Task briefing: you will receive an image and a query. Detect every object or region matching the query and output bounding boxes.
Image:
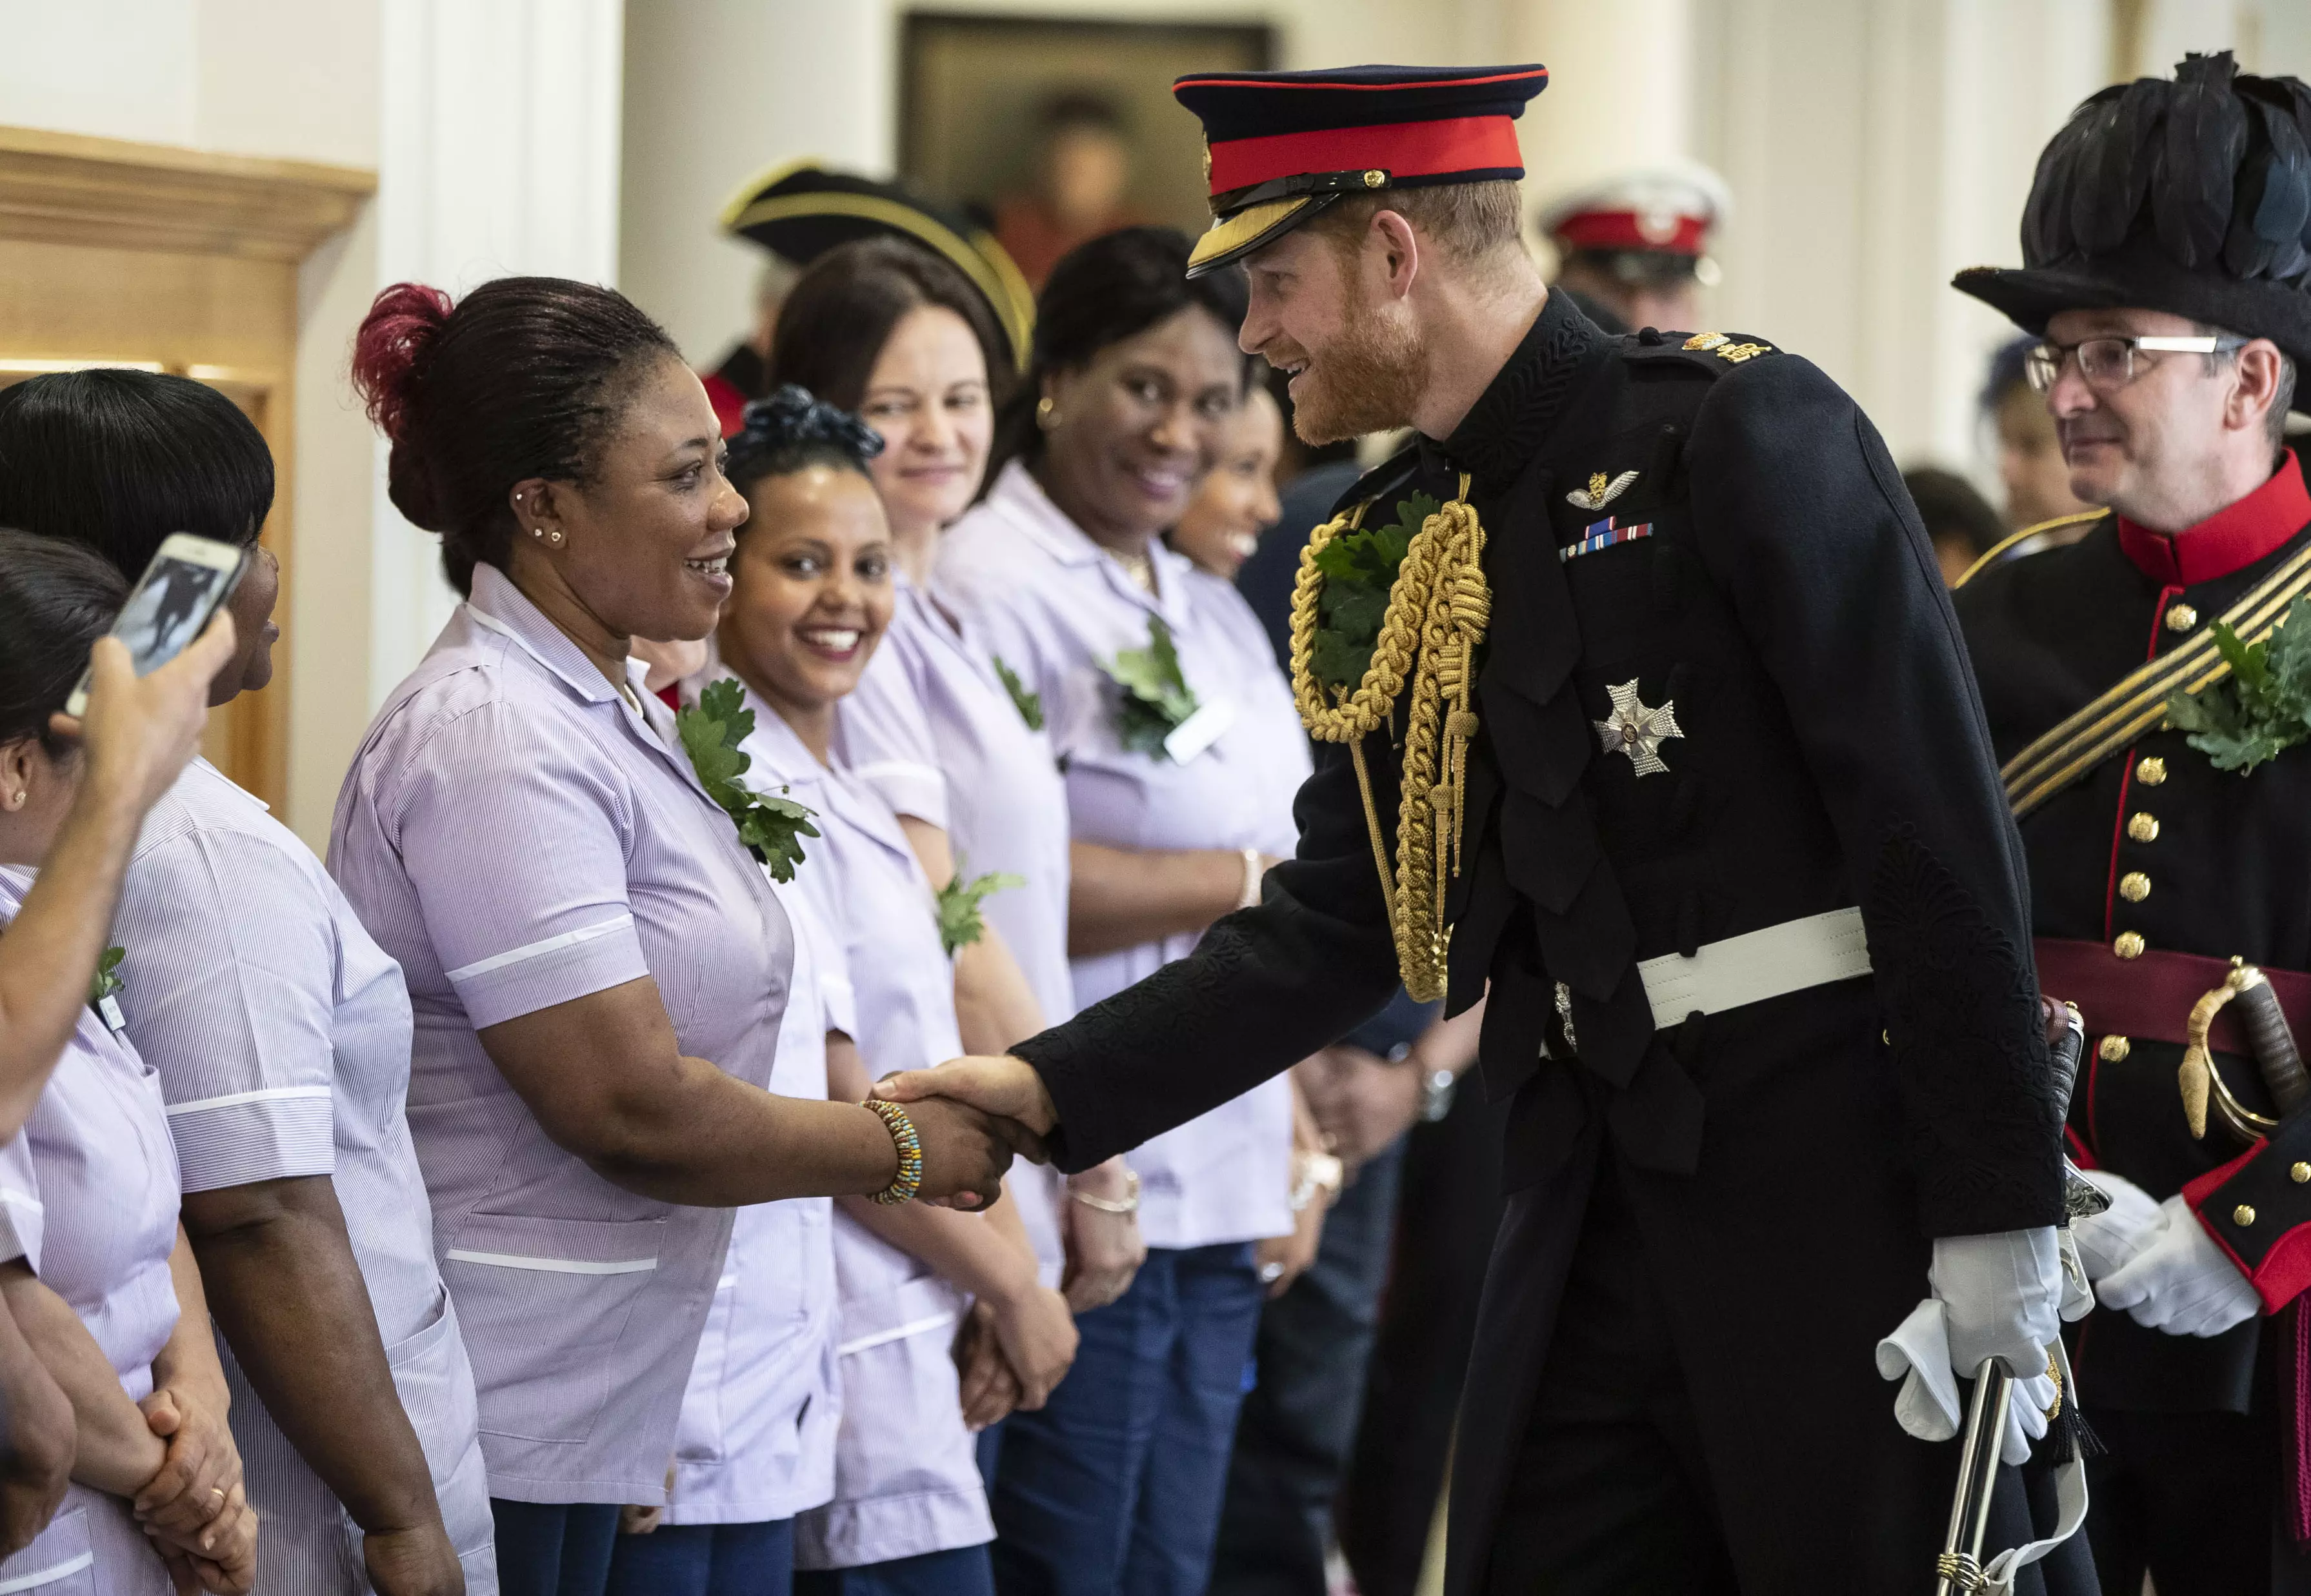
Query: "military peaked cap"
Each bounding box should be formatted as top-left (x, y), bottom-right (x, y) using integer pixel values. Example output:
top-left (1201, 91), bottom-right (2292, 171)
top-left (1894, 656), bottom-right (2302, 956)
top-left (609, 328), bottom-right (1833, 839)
top-left (1171, 64), bottom-right (1548, 276)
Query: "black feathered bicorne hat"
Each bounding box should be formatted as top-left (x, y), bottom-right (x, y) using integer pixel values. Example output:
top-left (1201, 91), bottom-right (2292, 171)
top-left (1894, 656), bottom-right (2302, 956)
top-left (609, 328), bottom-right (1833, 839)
top-left (719, 162), bottom-right (1035, 371)
top-left (1954, 52), bottom-right (2311, 383)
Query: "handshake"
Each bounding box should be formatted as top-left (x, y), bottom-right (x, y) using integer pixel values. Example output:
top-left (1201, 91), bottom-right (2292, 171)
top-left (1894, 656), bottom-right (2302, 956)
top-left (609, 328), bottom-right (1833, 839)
top-left (872, 1055), bottom-right (1063, 1209)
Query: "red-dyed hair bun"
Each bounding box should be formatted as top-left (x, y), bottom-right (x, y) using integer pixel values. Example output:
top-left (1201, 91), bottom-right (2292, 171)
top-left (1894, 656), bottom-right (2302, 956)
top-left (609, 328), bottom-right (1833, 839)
top-left (351, 282), bottom-right (454, 444)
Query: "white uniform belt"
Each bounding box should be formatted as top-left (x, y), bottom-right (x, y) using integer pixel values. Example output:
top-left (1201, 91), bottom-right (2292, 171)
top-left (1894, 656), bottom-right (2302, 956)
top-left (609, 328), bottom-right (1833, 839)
top-left (1634, 906), bottom-right (1871, 1031)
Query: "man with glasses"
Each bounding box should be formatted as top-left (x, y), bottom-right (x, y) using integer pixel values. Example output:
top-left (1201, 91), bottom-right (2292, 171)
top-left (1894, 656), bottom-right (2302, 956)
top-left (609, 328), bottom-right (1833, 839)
top-left (1954, 50), bottom-right (2311, 1596)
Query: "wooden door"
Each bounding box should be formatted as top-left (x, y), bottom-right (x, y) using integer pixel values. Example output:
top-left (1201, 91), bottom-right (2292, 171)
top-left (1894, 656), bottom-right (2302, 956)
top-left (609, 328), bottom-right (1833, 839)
top-left (0, 127), bottom-right (372, 808)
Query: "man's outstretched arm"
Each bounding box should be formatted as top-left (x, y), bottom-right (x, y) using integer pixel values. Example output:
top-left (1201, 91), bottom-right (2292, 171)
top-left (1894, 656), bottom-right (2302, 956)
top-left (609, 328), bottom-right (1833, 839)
top-left (881, 735), bottom-right (1405, 1170)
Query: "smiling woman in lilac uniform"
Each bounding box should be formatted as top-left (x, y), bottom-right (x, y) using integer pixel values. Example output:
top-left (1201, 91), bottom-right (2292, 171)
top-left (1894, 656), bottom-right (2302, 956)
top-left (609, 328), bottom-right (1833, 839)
top-left (932, 230), bottom-right (1311, 1596)
top-left (331, 279), bottom-right (1021, 1596)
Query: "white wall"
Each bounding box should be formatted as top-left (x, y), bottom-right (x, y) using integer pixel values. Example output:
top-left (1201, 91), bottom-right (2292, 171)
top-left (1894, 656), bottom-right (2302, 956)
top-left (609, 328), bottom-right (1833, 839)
top-left (367, 0), bottom-right (627, 712)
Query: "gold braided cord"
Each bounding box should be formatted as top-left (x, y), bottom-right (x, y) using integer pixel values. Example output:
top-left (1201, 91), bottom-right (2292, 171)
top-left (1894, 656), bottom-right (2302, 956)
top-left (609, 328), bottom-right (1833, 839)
top-left (1288, 477), bottom-right (1490, 1002)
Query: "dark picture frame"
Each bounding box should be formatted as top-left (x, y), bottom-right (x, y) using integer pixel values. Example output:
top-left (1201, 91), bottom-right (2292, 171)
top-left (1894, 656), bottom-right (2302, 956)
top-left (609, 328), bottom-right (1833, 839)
top-left (897, 12), bottom-right (1276, 239)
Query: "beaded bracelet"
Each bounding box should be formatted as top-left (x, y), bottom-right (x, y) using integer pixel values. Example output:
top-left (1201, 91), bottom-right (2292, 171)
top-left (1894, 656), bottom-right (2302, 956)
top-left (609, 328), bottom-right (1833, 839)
top-left (863, 1099), bottom-right (924, 1206)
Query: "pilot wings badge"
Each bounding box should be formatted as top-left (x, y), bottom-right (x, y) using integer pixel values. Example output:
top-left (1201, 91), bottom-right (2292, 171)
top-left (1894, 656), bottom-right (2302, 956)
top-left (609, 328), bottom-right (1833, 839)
top-left (1566, 470), bottom-right (1638, 512)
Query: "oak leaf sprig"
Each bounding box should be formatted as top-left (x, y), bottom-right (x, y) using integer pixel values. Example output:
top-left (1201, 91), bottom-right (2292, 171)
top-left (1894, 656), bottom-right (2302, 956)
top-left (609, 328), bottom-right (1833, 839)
top-left (88, 945), bottom-right (125, 1008)
top-left (1102, 616), bottom-right (1199, 759)
top-left (2166, 597), bottom-right (2311, 775)
top-left (934, 855), bottom-right (1026, 957)
top-left (676, 678), bottom-right (821, 883)
top-left (992, 654), bottom-right (1045, 732)
top-left (1309, 492), bottom-right (1437, 690)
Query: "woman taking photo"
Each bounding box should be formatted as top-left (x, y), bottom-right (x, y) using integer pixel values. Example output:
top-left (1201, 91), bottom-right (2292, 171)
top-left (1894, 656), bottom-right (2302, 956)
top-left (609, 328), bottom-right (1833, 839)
top-left (771, 238), bottom-right (1143, 1317)
top-left (0, 367), bottom-right (494, 1595)
top-left (685, 390), bottom-right (1075, 1596)
top-left (932, 228), bottom-right (1312, 1596)
top-left (334, 278), bottom-right (1021, 1596)
top-left (0, 534), bottom-right (255, 1593)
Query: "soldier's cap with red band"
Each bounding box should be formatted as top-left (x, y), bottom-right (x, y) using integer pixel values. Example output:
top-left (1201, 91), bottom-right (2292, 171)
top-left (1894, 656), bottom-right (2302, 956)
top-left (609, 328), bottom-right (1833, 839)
top-left (1171, 64), bottom-right (1548, 277)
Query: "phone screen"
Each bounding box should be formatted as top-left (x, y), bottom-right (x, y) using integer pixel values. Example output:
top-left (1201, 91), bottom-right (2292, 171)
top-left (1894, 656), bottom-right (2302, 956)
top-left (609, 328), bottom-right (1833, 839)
top-left (63, 537), bottom-right (247, 719)
top-left (112, 550), bottom-right (241, 676)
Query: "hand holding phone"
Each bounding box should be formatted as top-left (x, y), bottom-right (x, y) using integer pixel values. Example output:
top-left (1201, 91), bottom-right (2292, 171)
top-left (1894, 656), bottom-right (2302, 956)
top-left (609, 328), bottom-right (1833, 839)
top-left (53, 617), bottom-right (238, 818)
top-left (63, 534), bottom-right (248, 720)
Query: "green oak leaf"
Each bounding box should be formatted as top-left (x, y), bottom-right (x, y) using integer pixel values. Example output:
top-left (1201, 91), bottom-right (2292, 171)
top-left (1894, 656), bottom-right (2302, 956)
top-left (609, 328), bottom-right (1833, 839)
top-left (1308, 492), bottom-right (1435, 690)
top-left (88, 944), bottom-right (125, 1006)
top-left (992, 654), bottom-right (1045, 732)
top-left (934, 856), bottom-right (1026, 957)
top-left (2166, 598), bottom-right (2311, 775)
top-left (1102, 616), bottom-right (1200, 760)
top-left (675, 677), bottom-right (821, 882)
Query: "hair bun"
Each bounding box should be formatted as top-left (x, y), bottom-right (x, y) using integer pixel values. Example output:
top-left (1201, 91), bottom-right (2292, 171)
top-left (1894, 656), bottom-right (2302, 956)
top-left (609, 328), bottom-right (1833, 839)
top-left (351, 282), bottom-right (455, 444)
top-left (737, 385), bottom-right (886, 465)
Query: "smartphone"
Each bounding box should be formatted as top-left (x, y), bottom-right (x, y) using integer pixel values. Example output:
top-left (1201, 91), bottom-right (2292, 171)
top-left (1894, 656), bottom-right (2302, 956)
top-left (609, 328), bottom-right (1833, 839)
top-left (62, 534), bottom-right (248, 718)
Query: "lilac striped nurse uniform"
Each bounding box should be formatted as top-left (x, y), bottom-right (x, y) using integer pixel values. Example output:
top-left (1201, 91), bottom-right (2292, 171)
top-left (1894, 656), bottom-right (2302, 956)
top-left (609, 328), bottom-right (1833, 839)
top-left (108, 756), bottom-right (495, 1593)
top-left (936, 461), bottom-right (1305, 1252)
top-left (329, 565), bottom-right (794, 1507)
top-left (837, 574), bottom-right (1075, 1282)
top-left (0, 876), bottom-right (185, 1595)
top-left (679, 663), bottom-right (993, 1570)
top-left (659, 873), bottom-right (841, 1528)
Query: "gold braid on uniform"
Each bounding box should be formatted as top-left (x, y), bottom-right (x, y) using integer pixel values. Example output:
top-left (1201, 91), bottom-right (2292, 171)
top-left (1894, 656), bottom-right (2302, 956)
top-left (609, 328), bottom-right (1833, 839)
top-left (1287, 474), bottom-right (1488, 1002)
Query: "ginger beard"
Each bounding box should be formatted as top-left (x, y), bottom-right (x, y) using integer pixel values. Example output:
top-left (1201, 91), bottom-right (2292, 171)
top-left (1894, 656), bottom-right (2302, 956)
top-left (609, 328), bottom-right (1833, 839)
top-left (1276, 263), bottom-right (1426, 446)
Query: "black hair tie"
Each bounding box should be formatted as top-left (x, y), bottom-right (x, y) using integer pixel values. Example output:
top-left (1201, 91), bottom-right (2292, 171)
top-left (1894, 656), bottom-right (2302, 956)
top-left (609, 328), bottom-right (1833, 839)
top-left (736, 385), bottom-right (886, 466)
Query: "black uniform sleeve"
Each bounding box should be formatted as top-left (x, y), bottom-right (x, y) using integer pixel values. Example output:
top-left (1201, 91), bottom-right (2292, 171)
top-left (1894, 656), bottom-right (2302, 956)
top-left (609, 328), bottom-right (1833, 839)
top-left (1685, 354), bottom-right (2065, 1237)
top-left (1015, 735), bottom-right (1405, 1172)
top-left (2185, 1122), bottom-right (2311, 1312)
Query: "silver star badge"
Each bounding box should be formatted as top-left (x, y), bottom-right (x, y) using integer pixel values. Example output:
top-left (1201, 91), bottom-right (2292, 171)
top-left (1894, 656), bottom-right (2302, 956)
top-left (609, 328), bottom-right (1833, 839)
top-left (1566, 469), bottom-right (1639, 512)
top-left (1594, 679), bottom-right (1683, 776)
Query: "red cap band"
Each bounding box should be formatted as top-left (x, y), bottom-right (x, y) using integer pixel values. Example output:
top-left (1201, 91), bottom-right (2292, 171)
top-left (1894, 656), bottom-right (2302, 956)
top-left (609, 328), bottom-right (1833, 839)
top-left (1550, 209), bottom-right (1710, 256)
top-left (1206, 115), bottom-right (1523, 197)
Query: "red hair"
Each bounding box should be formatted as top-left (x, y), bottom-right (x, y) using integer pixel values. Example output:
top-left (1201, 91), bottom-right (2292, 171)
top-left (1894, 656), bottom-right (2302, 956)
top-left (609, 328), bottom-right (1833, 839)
top-left (350, 282), bottom-right (454, 445)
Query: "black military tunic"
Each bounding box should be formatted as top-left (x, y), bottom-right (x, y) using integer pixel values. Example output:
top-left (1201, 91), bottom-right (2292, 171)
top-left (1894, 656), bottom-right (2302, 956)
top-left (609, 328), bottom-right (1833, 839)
top-left (1957, 452), bottom-right (2311, 1595)
top-left (1014, 291), bottom-right (2070, 1592)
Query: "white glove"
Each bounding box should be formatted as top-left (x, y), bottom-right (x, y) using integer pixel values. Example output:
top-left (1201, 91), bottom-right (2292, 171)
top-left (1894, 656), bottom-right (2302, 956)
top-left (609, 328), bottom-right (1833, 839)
top-left (2069, 1169), bottom-right (2163, 1281)
top-left (2096, 1193), bottom-right (2260, 1337)
top-left (2056, 1227), bottom-right (2095, 1322)
top-left (1933, 1228), bottom-right (2063, 1372)
top-left (1876, 1299), bottom-right (2058, 1465)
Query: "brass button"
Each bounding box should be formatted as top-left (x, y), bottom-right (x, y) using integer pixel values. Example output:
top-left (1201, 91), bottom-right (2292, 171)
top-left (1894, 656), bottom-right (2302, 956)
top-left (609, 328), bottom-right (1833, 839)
top-left (2099, 1034), bottom-right (2131, 1062)
top-left (2236, 1204), bottom-right (2257, 1226)
top-left (2119, 872), bottom-right (2152, 903)
top-left (2136, 756), bottom-right (2167, 786)
top-left (2166, 603), bottom-right (2199, 632)
top-left (2127, 812), bottom-right (2161, 843)
top-left (2292, 1162), bottom-right (2310, 1184)
top-left (2114, 931), bottom-right (2146, 959)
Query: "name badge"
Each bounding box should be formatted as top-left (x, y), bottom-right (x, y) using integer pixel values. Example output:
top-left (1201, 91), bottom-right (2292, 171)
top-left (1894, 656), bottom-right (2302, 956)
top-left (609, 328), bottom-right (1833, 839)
top-left (1164, 698), bottom-right (1236, 763)
top-left (97, 995), bottom-right (126, 1033)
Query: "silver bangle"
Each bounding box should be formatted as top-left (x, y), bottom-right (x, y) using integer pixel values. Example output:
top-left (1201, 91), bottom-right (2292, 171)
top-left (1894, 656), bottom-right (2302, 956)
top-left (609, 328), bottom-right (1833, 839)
top-left (1070, 1167), bottom-right (1141, 1214)
top-left (1238, 846), bottom-right (1265, 910)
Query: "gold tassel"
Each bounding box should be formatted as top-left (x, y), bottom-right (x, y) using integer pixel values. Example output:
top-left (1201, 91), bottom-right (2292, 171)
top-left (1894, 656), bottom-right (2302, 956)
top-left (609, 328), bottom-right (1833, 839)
top-left (1288, 474), bottom-right (1491, 1002)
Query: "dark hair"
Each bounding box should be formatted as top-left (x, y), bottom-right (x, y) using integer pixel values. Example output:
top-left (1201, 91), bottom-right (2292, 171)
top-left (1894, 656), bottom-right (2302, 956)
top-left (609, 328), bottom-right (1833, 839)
top-left (350, 277), bottom-right (683, 595)
top-left (726, 386), bottom-right (885, 513)
top-left (0, 530), bottom-right (128, 757)
top-left (1904, 467), bottom-right (2006, 559)
top-left (1981, 335), bottom-right (2038, 414)
top-left (987, 226), bottom-right (1250, 483)
top-left (770, 237), bottom-right (1012, 413)
top-left (0, 370), bottom-right (274, 581)
top-left (1039, 92), bottom-right (1125, 136)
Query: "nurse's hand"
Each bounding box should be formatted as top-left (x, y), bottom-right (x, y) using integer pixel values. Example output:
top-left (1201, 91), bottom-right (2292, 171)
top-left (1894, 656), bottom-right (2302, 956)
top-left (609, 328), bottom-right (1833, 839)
top-left (984, 1279), bottom-right (1078, 1410)
top-left (906, 1097), bottom-right (1027, 1211)
top-left (132, 1384), bottom-right (243, 1540)
top-left (875, 1055), bottom-right (1060, 1141)
top-left (150, 1486), bottom-right (255, 1594)
top-left (363, 1519), bottom-right (467, 1596)
top-left (953, 1302), bottom-right (1022, 1430)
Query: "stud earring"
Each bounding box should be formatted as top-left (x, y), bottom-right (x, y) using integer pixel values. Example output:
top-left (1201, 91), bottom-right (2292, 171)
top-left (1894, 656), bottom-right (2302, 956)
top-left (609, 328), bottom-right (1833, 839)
top-left (4, 790), bottom-right (23, 812)
top-left (545, 529), bottom-right (563, 545)
top-left (1036, 396), bottom-right (1059, 430)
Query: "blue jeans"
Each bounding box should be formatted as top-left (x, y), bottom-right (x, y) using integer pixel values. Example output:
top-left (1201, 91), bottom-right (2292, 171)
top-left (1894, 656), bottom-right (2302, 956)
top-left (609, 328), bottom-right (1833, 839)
top-left (794, 1544), bottom-right (994, 1596)
top-left (492, 1500), bottom-right (621, 1596)
top-left (991, 1242), bottom-right (1266, 1596)
top-left (606, 1518), bottom-right (795, 1596)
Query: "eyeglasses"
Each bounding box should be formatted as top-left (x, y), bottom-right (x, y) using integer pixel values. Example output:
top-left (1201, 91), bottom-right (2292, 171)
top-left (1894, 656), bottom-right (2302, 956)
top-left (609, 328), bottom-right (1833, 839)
top-left (2024, 334), bottom-right (2248, 394)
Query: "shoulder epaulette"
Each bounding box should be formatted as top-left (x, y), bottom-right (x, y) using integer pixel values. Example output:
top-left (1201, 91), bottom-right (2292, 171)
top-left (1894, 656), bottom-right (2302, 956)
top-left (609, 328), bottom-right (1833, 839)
top-left (1621, 330), bottom-right (1782, 375)
top-left (1952, 510), bottom-right (2110, 590)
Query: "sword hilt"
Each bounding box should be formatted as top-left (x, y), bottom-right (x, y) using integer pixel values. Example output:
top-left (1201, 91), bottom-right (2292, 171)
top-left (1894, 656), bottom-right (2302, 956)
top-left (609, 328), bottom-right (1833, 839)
top-left (2233, 967), bottom-right (2310, 1115)
top-left (1934, 1357), bottom-right (2017, 1595)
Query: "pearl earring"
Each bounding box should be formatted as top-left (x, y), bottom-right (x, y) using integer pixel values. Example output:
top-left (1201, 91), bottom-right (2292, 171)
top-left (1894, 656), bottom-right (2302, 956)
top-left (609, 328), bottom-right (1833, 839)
top-left (4, 790), bottom-right (23, 812)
